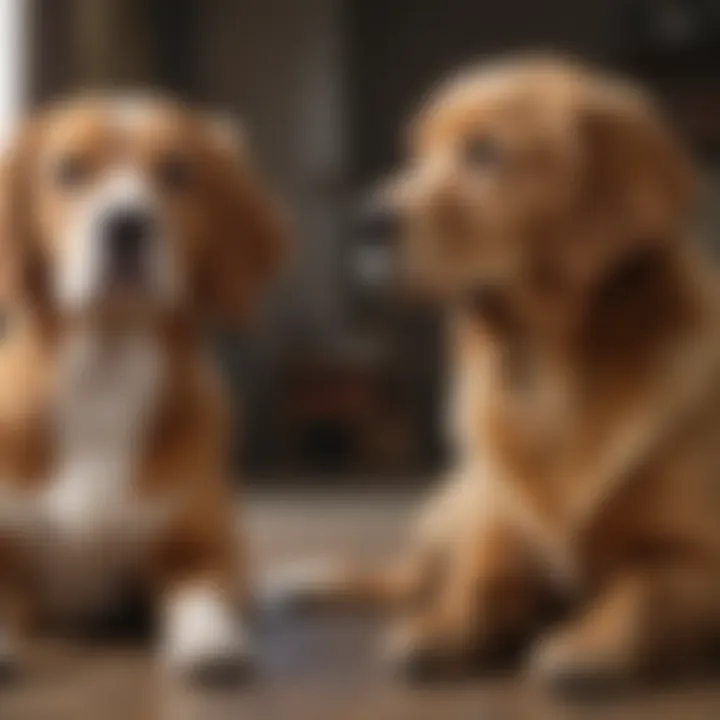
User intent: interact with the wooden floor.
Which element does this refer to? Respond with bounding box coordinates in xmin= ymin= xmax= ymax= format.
xmin=3 ymin=489 xmax=720 ymax=719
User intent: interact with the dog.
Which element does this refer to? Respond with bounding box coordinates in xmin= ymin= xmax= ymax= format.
xmin=0 ymin=94 xmax=284 ymax=680
xmin=269 ymin=58 xmax=720 ymax=692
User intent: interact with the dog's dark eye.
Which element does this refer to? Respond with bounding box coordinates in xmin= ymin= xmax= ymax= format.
xmin=155 ymin=154 xmax=194 ymax=192
xmin=462 ymin=136 xmax=503 ymax=168
xmin=53 ymin=155 xmax=91 ymax=189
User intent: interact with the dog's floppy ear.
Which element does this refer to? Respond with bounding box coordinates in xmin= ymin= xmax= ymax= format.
xmin=0 ymin=157 xmax=20 ymax=307
xmin=568 ymin=84 xmax=694 ymax=283
xmin=0 ymin=121 xmax=43 ymax=311
xmin=200 ymin=117 xmax=287 ymax=328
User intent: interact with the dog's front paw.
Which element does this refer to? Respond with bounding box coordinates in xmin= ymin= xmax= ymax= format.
xmin=381 ymin=621 xmax=474 ymax=681
xmin=162 ymin=585 xmax=255 ymax=685
xmin=528 ymin=627 xmax=632 ymax=697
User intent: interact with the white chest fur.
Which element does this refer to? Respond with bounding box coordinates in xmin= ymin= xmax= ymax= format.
xmin=37 ymin=331 xmax=167 ymax=617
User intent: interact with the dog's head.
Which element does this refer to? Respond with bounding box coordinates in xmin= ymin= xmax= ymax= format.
xmin=357 ymin=58 xmax=693 ymax=321
xmin=0 ymin=95 xmax=285 ymax=327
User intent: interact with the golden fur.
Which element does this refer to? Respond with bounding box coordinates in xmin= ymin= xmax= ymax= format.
xmin=279 ymin=59 xmax=720 ymax=691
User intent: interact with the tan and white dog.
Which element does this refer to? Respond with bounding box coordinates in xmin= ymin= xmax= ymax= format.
xmin=271 ymin=58 xmax=720 ymax=693
xmin=0 ymin=95 xmax=284 ymax=680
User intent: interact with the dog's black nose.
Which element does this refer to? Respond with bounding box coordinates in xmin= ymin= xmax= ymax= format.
xmin=104 ymin=209 xmax=154 ymax=280
xmin=106 ymin=210 xmax=153 ymax=255
xmin=353 ymin=197 xmax=400 ymax=245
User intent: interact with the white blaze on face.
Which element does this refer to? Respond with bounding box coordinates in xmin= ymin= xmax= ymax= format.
xmin=55 ymin=169 xmax=142 ymax=308
xmin=53 ymin=102 xmax=183 ymax=312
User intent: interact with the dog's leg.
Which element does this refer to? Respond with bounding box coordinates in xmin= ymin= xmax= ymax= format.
xmin=153 ymin=507 xmax=254 ymax=683
xmin=384 ymin=519 xmax=544 ymax=678
xmin=529 ymin=563 xmax=720 ymax=695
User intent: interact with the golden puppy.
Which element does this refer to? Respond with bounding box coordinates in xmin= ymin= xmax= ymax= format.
xmin=274 ymin=58 xmax=720 ymax=691
xmin=0 ymin=95 xmax=284 ymax=680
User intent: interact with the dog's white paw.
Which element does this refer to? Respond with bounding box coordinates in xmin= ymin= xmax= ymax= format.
xmin=162 ymin=585 xmax=254 ymax=684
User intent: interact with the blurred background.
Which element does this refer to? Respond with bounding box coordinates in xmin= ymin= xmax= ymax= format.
xmin=11 ymin=0 xmax=720 ymax=482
